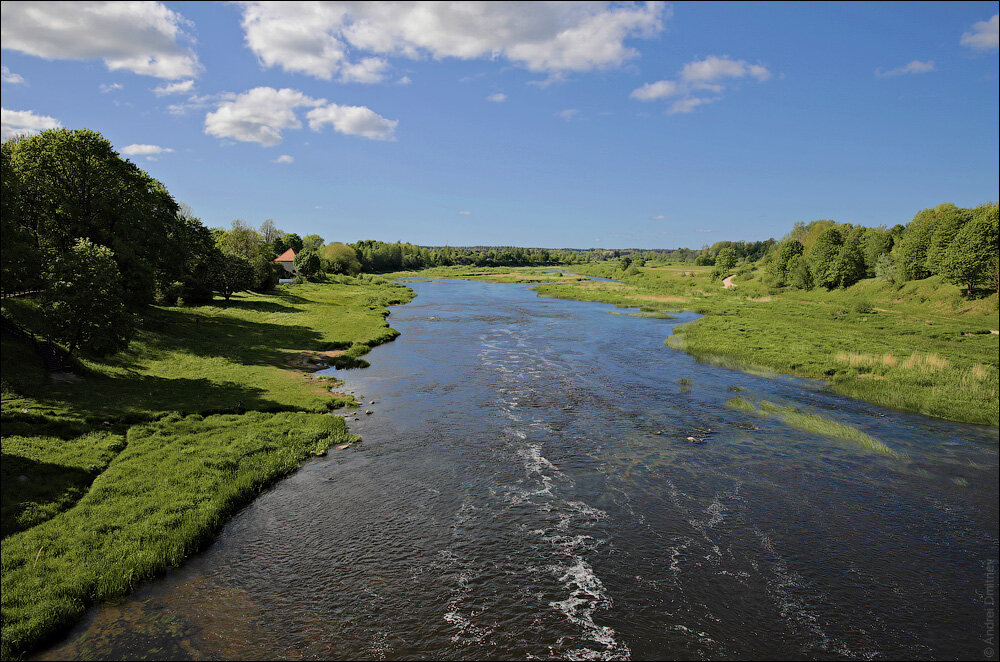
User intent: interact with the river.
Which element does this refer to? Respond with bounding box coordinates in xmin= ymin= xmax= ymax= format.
xmin=39 ymin=279 xmax=999 ymax=660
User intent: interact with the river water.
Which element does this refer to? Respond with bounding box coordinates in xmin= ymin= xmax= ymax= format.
xmin=39 ymin=279 xmax=999 ymax=660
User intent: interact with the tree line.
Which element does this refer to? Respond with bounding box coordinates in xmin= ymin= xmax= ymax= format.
xmin=760 ymin=203 xmax=998 ymax=294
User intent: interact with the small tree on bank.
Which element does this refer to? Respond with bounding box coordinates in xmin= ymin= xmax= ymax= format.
xmin=41 ymin=239 xmax=135 ymax=356
xmin=294 ymin=249 xmax=322 ymax=278
xmin=209 ymin=253 xmax=255 ymax=301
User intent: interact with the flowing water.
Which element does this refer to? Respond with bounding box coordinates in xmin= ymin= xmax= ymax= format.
xmin=39 ymin=279 xmax=999 ymax=660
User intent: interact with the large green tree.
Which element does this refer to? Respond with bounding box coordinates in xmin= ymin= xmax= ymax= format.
xmin=808 ymin=227 xmax=844 ymax=289
xmin=41 ymin=239 xmax=135 ymax=356
xmin=5 ymin=129 xmax=185 ymax=308
xmin=940 ymin=203 xmax=999 ymax=295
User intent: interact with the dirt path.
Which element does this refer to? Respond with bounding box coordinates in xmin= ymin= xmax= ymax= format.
xmin=722 ymin=275 xmax=736 ymax=289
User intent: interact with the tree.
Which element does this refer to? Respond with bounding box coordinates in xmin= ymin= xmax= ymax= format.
xmin=209 ymin=253 xmax=255 ymax=301
xmin=712 ymin=247 xmax=737 ymax=279
xmin=294 ymin=249 xmax=322 ymax=278
xmin=322 ymin=242 xmax=362 ymax=275
xmin=832 ymin=235 xmax=866 ymax=287
xmin=787 ymin=255 xmax=813 ymax=290
xmin=6 ymin=128 xmax=183 ymax=308
xmin=259 ymin=219 xmax=283 ymax=245
xmin=860 ymin=227 xmax=893 ymax=277
xmin=216 ymin=220 xmax=275 ymax=291
xmin=894 ymin=204 xmax=946 ymax=281
xmin=41 ymin=239 xmax=135 ymax=356
xmin=1 ymin=139 xmax=37 ymax=296
xmin=302 ymin=234 xmax=324 ymax=252
xmin=766 ymin=239 xmax=804 ymax=286
xmin=940 ymin=203 xmax=999 ymax=295
xmin=874 ymin=253 xmax=895 ymax=283
xmin=808 ymin=227 xmax=843 ymax=289
xmin=283 ymin=233 xmax=304 ymax=253
xmin=925 ymin=204 xmax=971 ymax=275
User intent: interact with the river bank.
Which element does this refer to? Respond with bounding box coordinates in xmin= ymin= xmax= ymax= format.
xmin=0 ymin=277 xmax=413 ymax=658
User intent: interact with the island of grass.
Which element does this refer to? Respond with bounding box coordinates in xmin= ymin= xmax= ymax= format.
xmin=0 ymin=277 xmax=413 ymax=659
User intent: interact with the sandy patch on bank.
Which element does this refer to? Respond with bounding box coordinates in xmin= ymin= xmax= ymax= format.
xmin=285 ymin=350 xmax=345 ymax=371
xmin=722 ymin=275 xmax=736 ymax=289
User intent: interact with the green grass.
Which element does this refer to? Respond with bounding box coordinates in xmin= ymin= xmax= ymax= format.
xmin=0 ymin=276 xmax=411 ymax=658
xmin=0 ymin=412 xmax=356 ymax=659
xmin=726 ymin=396 xmax=901 ymax=457
xmin=532 ymin=263 xmax=998 ymax=425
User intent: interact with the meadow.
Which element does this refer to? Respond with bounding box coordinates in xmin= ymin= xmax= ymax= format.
xmin=0 ymin=276 xmax=412 ymax=658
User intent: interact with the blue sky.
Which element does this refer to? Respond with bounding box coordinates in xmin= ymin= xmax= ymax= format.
xmin=2 ymin=1 xmax=997 ymax=248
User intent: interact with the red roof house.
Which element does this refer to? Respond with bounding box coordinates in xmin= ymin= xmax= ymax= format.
xmin=275 ymin=248 xmax=296 ymax=274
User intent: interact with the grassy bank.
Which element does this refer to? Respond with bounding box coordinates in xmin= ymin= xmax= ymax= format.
xmin=529 ymin=263 xmax=997 ymax=425
xmin=1 ymin=276 xmax=412 ymax=658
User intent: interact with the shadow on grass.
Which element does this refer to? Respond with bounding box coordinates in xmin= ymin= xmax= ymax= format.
xmin=0 ymin=454 xmax=95 ymax=539
xmin=35 ymin=373 xmax=297 ymax=421
xmin=112 ymin=308 xmax=328 ymax=371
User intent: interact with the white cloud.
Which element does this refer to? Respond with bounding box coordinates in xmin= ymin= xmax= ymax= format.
xmin=396 ymin=75 xmax=412 ymax=85
xmin=631 ymin=55 xmax=770 ymax=114
xmin=961 ymin=14 xmax=999 ymax=51
xmin=630 ymin=79 xmax=680 ymax=100
xmin=204 ymin=87 xmax=322 ymax=146
xmin=680 ymin=55 xmax=770 ymax=85
xmin=486 ymin=92 xmax=507 ymax=103
xmin=1 ymin=66 xmax=25 ymax=84
xmin=650 ymin=214 xmax=665 ymax=220
xmin=306 ymin=103 xmax=398 ymax=141
xmin=120 ymin=143 xmax=173 ymax=156
xmin=555 ymin=108 xmax=580 ymax=120
xmin=239 ymin=1 xmax=667 ymax=82
xmin=1 ymin=1 xmax=200 ymax=79
xmin=875 ymin=60 xmax=935 ymax=77
xmin=153 ymin=79 xmax=195 ymax=96
xmin=274 ymin=154 xmax=294 ymax=164
xmin=99 ymin=82 xmax=124 ymax=93
xmin=458 ymin=210 xmax=471 ymax=215
xmin=695 ymin=228 xmax=713 ymax=233
xmin=1 ymin=107 xmax=61 ymax=140
xmin=669 ymin=96 xmax=716 ymax=114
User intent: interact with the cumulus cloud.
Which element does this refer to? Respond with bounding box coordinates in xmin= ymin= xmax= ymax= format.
xmin=1 ymin=1 xmax=200 ymax=79
xmin=961 ymin=14 xmax=999 ymax=51
xmin=630 ymin=79 xmax=680 ymax=100
xmin=120 ymin=143 xmax=173 ymax=156
xmin=458 ymin=210 xmax=471 ymax=215
xmin=875 ymin=60 xmax=935 ymax=77
xmin=555 ymin=108 xmax=580 ymax=120
xmin=205 ymin=87 xmax=321 ymax=146
xmin=1 ymin=107 xmax=61 ymax=140
xmin=631 ymin=55 xmax=770 ymax=113
xmin=274 ymin=154 xmax=294 ymax=164
xmin=239 ymin=1 xmax=667 ymax=82
xmin=203 ymin=86 xmax=398 ymax=145
xmin=486 ymin=92 xmax=507 ymax=103
xmin=650 ymin=214 xmax=665 ymax=220
xmin=153 ymin=79 xmax=195 ymax=96
xmin=2 ymin=66 xmax=25 ymax=84
xmin=306 ymin=103 xmax=397 ymax=141
xmin=99 ymin=82 xmax=124 ymax=93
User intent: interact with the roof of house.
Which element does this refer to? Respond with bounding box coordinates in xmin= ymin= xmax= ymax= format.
xmin=275 ymin=248 xmax=296 ymax=262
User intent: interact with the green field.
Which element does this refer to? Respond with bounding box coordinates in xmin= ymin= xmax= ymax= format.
xmin=0 ymin=276 xmax=412 ymax=658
